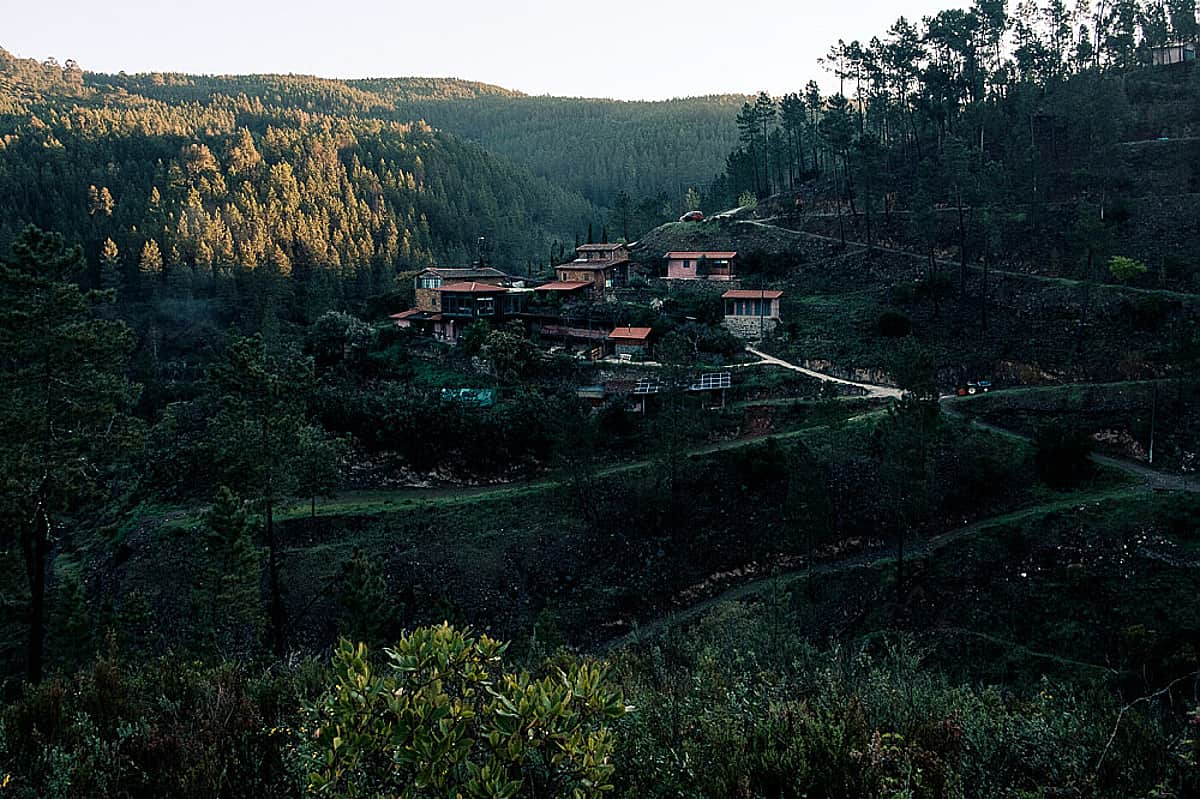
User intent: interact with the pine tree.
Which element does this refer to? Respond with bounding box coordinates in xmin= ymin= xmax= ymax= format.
xmin=206 ymin=332 xmax=320 ymax=656
xmin=47 ymin=560 xmax=93 ymax=671
xmin=139 ymin=239 xmax=163 ymax=298
xmin=337 ymin=547 xmax=392 ymax=647
xmin=99 ymin=238 xmax=122 ymax=294
xmin=194 ymin=486 xmax=262 ymax=656
xmin=0 ymin=226 xmax=139 ymax=683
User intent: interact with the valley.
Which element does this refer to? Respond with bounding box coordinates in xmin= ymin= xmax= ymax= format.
xmin=2 ymin=5 xmax=1200 ymax=796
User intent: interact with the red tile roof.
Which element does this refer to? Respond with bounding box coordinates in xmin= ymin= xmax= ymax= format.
xmin=438 ymin=282 xmax=509 ymax=293
xmin=722 ymin=289 xmax=783 ymax=299
xmin=390 ymin=309 xmax=422 ymax=320
xmin=420 ymin=266 xmax=509 ymax=280
xmin=558 ymin=257 xmax=629 ymax=270
xmin=576 ymin=243 xmax=626 ymax=252
xmin=535 ymin=281 xmax=592 ymax=291
xmin=608 ymin=326 xmax=653 ymax=341
xmin=666 ymin=251 xmax=737 ymax=259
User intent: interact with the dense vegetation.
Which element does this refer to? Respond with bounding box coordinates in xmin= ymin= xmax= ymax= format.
xmin=0 ymin=47 xmax=597 ymax=289
xmin=85 ymin=71 xmax=745 ymax=209
xmin=3 ymin=0 xmax=1200 ymax=794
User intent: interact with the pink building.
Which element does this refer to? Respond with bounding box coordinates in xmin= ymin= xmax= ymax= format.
xmin=665 ymin=251 xmax=736 ymax=281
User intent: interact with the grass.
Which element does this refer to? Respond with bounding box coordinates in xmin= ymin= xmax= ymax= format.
xmin=615 ymin=487 xmax=1198 ymax=689
xmin=162 ymin=398 xmax=889 ymax=530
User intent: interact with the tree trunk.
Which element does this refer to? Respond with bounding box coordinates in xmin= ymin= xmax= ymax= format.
xmin=844 ymin=157 xmax=858 ymax=217
xmin=930 ymin=249 xmax=940 ymax=319
xmin=1076 ymin=248 xmax=1093 ymax=354
xmin=957 ymin=194 xmax=968 ymax=299
xmin=24 ymin=511 xmax=48 ymax=684
xmin=835 ymin=177 xmax=846 ymax=248
xmin=981 ymin=251 xmax=990 ymax=332
xmin=263 ymin=418 xmax=286 ymax=657
xmin=267 ymin=500 xmax=285 ymax=657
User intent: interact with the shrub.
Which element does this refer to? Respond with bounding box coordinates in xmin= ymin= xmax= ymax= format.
xmin=1034 ymin=425 xmax=1095 ymax=488
xmin=0 ymin=654 xmax=316 ymax=799
xmin=877 ymin=309 xmax=913 ymax=338
xmin=1109 ymin=255 xmax=1148 ymax=282
xmin=302 ymin=627 xmax=626 ymax=798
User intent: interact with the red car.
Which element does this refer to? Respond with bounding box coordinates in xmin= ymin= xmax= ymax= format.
xmin=679 ymin=210 xmax=704 ymax=222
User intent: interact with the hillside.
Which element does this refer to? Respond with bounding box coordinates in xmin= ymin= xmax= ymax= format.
xmin=88 ymin=70 xmax=746 ymax=207
xmin=5 ymin=2 xmax=1200 ymax=795
xmin=0 ymin=47 xmax=596 ymax=285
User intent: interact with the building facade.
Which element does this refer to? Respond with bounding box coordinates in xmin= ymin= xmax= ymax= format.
xmin=722 ymin=289 xmax=782 ymax=339
xmin=665 ymin=251 xmax=737 ymax=281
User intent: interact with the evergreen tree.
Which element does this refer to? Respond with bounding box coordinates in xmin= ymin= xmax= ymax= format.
xmin=0 ymin=226 xmax=139 ymax=683
xmin=193 ymin=486 xmax=263 ymax=656
xmin=205 ymin=331 xmax=334 ymax=656
xmin=99 ymin=237 xmax=122 ymax=294
xmin=337 ymin=546 xmax=392 ymax=647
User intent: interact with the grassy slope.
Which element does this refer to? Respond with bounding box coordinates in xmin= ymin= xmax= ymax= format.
xmin=115 ymin=407 xmax=1075 ymax=656
xmin=634 ymin=217 xmax=1198 ymax=385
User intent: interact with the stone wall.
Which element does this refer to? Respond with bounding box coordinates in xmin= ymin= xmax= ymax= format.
xmin=415 ymin=286 xmax=441 ymax=312
xmin=724 ymin=315 xmax=779 ymax=340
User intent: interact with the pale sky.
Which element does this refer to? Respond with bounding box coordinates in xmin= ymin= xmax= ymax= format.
xmin=4 ymin=0 xmax=967 ymax=100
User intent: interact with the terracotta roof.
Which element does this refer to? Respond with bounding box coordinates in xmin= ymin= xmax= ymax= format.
xmin=421 ymin=266 xmax=509 ymax=280
xmin=576 ymin=243 xmax=625 ymax=252
xmin=390 ymin=309 xmax=443 ymax=322
xmin=608 ymin=326 xmax=653 ymax=341
xmin=558 ymin=257 xmax=628 ymax=271
xmin=535 ymin=281 xmax=592 ymax=291
xmin=438 ymin=282 xmax=509 ymax=293
xmin=723 ymin=289 xmax=783 ymax=299
xmin=666 ymin=251 xmax=737 ymax=259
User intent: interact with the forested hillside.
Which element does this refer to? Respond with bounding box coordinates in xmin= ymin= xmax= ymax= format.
xmin=0 ymin=47 xmax=596 ymax=290
xmin=89 ymin=70 xmax=745 ymax=207
xmin=705 ymin=0 xmax=1200 ymax=295
xmin=3 ymin=1 xmax=1200 ymax=796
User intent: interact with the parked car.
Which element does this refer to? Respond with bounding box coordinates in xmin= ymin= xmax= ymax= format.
xmin=679 ymin=210 xmax=705 ymax=222
xmin=955 ymin=380 xmax=993 ymax=396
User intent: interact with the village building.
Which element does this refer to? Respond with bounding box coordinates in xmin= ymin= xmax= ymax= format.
xmin=665 ymin=251 xmax=737 ymax=281
xmin=721 ymin=289 xmax=782 ymax=339
xmin=608 ymin=326 xmax=653 ymax=359
xmin=392 ymin=281 xmax=530 ymax=342
xmin=1151 ymin=43 xmax=1197 ymax=66
xmin=533 ymin=280 xmax=593 ymax=300
xmin=413 ymin=266 xmax=510 ymax=314
xmin=554 ymin=243 xmax=631 ymax=297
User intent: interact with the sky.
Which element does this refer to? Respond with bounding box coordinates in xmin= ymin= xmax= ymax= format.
xmin=5 ymin=0 xmax=968 ymax=100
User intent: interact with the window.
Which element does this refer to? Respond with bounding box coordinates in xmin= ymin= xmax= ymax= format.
xmin=417 ymin=274 xmax=441 ymax=289
xmin=443 ymin=294 xmax=473 ymax=316
xmin=477 ymin=297 xmax=495 ymax=316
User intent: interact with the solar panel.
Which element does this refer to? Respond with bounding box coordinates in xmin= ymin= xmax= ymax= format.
xmin=633 ymin=379 xmax=663 ymax=395
xmin=690 ymin=372 xmax=732 ymax=391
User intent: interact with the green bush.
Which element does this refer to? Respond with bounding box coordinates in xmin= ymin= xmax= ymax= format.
xmin=877 ymin=309 xmax=913 ymax=338
xmin=1034 ymin=425 xmax=1095 ymax=488
xmin=302 ymin=626 xmax=626 ymax=798
xmin=0 ymin=653 xmax=320 ymax=799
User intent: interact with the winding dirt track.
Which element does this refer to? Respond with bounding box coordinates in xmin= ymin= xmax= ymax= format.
xmin=600 ymin=349 xmax=1197 ymax=652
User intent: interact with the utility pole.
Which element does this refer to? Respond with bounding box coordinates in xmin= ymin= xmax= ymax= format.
xmin=760 ymin=273 xmax=766 ymax=340
xmin=1149 ymin=382 xmax=1157 ymax=465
